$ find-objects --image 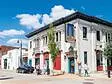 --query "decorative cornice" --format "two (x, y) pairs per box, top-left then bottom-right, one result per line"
(26, 12), (112, 38)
